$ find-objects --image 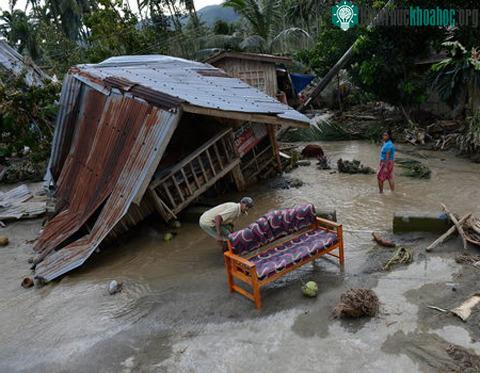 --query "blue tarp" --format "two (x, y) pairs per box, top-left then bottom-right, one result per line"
(290, 73), (315, 95)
